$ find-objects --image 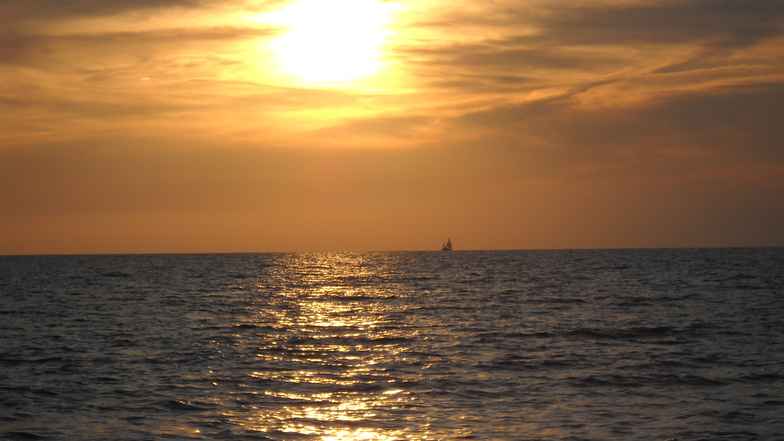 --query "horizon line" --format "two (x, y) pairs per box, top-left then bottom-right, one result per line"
(2, 245), (782, 258)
